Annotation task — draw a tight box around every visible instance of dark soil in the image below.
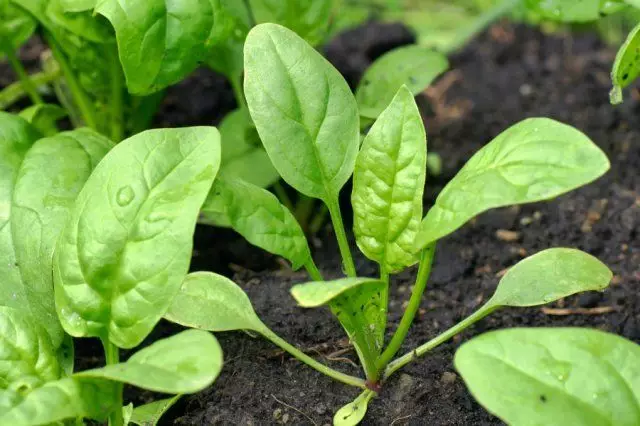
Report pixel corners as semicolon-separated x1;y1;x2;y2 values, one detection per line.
4;20;639;426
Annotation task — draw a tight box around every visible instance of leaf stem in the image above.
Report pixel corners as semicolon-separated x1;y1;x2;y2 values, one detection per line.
4;47;43;105
308;203;329;234
0;68;61;109
259;326;366;389
384;304;496;379
376;244;436;371
379;266;390;341
230;74;246;109
102;339;123;426
273;182;294;211
108;46;124;141
326;196;356;277
304;259;324;281
43;31;99;131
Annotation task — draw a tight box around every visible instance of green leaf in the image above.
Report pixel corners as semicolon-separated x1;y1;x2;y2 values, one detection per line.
95;0;216;94
205;0;250;80
12;127;114;348
333;390;374;426
0;0;36;53
59;0;95;12
53;127;220;348
46;0;114;44
487;248;612;308
352;86;426;273
165;272;265;333
244;23;360;201
211;177;311;269
0;377;118;425
610;22;640;104
18;104;67;137
0;307;61;392
130;395;181;426
355;46;448;119
77;330;222;394
291;278;385;375
524;0;627;22
249;0;333;46
415;118;610;250
455;328;640;425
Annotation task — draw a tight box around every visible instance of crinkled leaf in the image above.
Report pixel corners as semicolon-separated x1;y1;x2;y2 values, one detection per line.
19;104;67;137
244;23;360;201
78;330;222;394
211;178;311;269
13;128;114;348
0;377;118;425
95;0;216;94
415;118;610;250
610;22;640;104
355;46;448;119
165;272;264;332
455;328;640;426
488;248;612;308
334;390;374;426
249;0;333;46
0;0;36;53
352;86;426;273
0;307;61;392
292;278;385;371
53;127;220;348
130;395;181;426
524;0;627;22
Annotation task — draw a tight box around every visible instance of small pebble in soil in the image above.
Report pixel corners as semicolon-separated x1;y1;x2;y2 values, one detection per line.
495;229;521;242
315;403;327;415
440;371;457;386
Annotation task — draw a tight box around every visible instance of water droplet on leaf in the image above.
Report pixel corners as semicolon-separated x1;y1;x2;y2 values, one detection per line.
116;186;134;206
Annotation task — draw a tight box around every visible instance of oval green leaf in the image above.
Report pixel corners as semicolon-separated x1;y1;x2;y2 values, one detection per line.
524;0;627;22
244;23;360;201
455;328;640;425
12;128;114;348
212;177;311;269
356;45;448;120
334;390;374;426
95;0;215;94
291;277;382;308
610;22;640;105
54;127;220;348
352;86;426;273
415;118;610;250
488;248;612;308
78;330;222;394
165;272;264;332
0;377;118;425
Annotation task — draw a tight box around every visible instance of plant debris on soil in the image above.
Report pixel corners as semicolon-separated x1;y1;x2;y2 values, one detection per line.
3;21;639;425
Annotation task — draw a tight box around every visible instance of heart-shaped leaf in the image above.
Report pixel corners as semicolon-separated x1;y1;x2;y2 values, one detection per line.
455;328;640;425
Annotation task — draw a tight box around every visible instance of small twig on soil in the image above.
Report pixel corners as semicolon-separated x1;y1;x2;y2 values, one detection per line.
390;413;414;425
266;339;351;359
541;306;617;316
316;349;359;369
271;394;318;426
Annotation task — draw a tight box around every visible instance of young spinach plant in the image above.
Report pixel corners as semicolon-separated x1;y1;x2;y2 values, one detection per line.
165;24;613;424
0;112;224;426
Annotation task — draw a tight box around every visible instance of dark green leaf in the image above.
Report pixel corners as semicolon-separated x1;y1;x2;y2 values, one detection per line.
0;0;36;53
455;328;640;425
610;22;640;104
18;104;67;137
78;330;222;394
355;46;448;119
415;118;610;250
54;127;220;348
244;23;360;201
46;0;114;43
352;86;426;273
524;0;627;22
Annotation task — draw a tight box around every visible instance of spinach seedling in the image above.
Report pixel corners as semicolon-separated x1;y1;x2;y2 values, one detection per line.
165;23;613;424
0;112;224;425
611;20;640;104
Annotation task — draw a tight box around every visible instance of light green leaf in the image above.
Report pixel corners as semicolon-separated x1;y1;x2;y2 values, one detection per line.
352;86;426;273
95;0;216;94
244;23;360;201
130;395;181;426
54;127;220;348
610;22;640;104
78;330;222;394
211;177;311;269
0;377;118;425
46;0;114;44
487;248;612;308
355;45;448;119
455;328;640;426
334;390;374;426
0;0;36;53
524;0;627;22
19;104;67;137
12;128;114;348
249;0;333;46
165;272;265;333
415;118;610;250
291;278;385;374
0;307;61;392
205;0;250;80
